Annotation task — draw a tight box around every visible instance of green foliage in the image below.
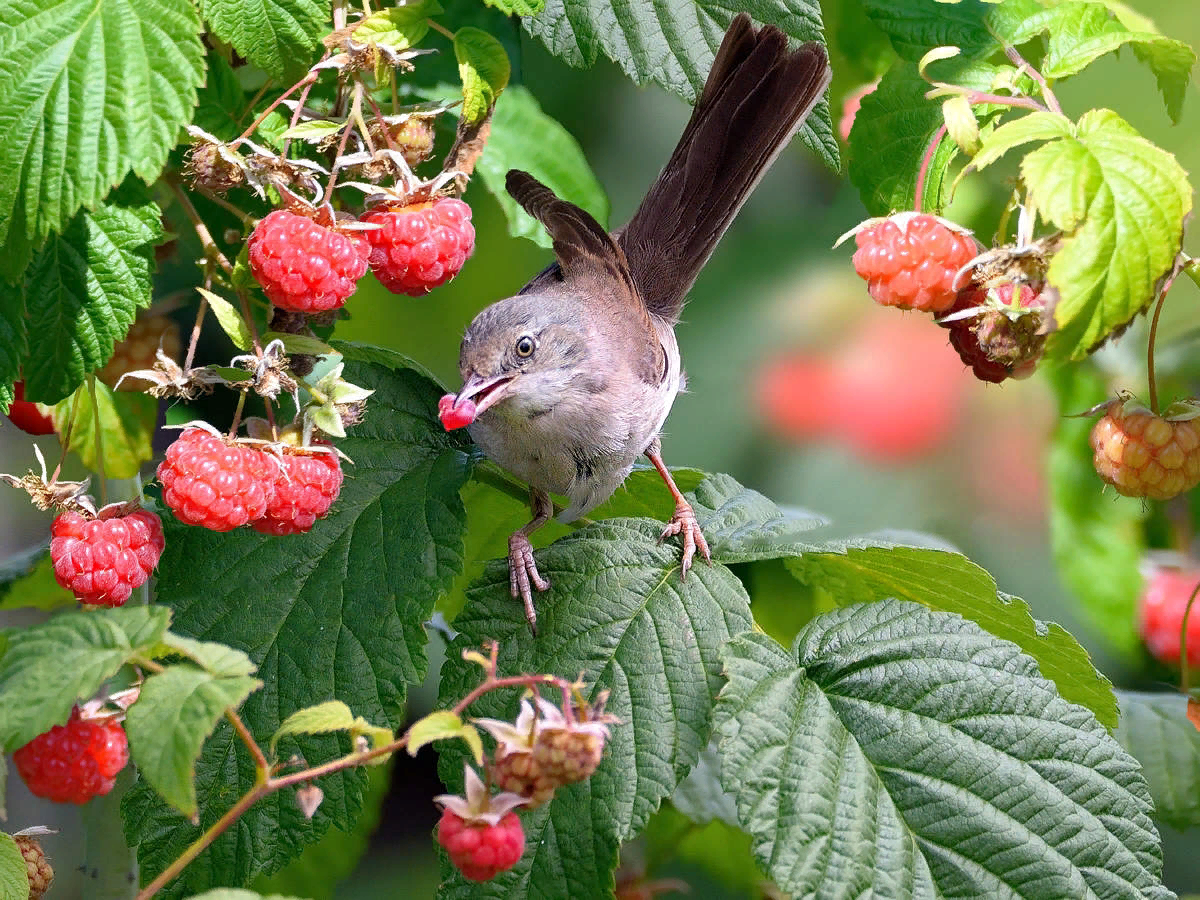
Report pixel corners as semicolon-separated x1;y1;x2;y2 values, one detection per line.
455;27;511;124
0;606;171;749
715;603;1171;899
51;381;158;480
199;0;329;80
269;700;392;757
0;0;204;281
0;833;26;900
1115;691;1200;832
480;0;544;16
353;2;441;53
0;543;74;612
406;710;482;762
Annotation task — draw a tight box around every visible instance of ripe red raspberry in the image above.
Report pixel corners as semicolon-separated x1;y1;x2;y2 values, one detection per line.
437;809;525;882
940;284;1043;383
15;835;54;899
847;213;979;313
251;446;343;535
157;428;279;531
1138;563;1200;667
362;198;475;296
247;210;370;313
51;506;165;606
1090;398;1200;501
13;710;129;804
5;382;56;435
97;313;182;390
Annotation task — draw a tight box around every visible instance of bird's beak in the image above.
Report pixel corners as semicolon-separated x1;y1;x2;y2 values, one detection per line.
454;372;517;419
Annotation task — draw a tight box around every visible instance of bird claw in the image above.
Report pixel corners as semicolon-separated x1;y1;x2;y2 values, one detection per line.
508;531;550;633
659;501;712;578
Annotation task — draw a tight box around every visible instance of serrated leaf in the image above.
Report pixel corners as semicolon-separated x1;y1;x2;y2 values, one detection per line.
861;0;996;61
716;602;1171;899
125;342;468;894
352;2;441;52
1022;109;1190;360
475;86;609;248
970;110;1074;171
480;0;542;15
50;380;157;479
669;745;737;827
127;663;262;816
455;27;511;124
0;0;203;278
436;516;753;898
200;0;329;80
200;288;254;351
0;605;172;749
263;332;334;356
0;833;26;900
194;51;254;143
406;710;480;762
271;700;356;754
524;0;836;170
0;282;25;402
158;633;259;678
21;185;164;403
1115;690;1200;831
0;542;75;612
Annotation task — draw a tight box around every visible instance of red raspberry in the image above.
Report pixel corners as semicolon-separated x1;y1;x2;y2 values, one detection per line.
1090;399;1200;501
1138;564;1200;666
51;506;165;606
438;393;476;430
15;835;54;899
13;710;129;804
362;198;475;296
247;210;370;313
97;312;182;390
157;428;279;530
5;382;56;435
251;446;343;535
848;213;979;313
437;808;524;882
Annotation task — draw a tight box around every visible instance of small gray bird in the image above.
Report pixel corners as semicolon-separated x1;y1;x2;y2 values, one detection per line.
445;14;831;630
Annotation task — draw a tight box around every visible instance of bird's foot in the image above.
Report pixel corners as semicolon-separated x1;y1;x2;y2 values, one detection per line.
659;500;712;578
508;531;550;633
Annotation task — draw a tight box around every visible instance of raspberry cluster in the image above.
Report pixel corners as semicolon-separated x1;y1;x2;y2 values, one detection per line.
50;506;165;606
850;213;978;313
13;710;129;804
1090;399;1200;501
248;210;370;313
363;198;475;295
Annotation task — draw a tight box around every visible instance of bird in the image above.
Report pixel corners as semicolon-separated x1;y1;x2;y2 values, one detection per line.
443;13;832;631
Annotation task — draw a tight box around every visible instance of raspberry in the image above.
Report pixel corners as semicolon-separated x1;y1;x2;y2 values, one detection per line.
5;382;56;435
247;210;370;313
97;313;182;390
13;710;129;804
1090;399;1200;501
531;728;604;785
15;835;54;899
490;750;558;809
157;428;279;530
50;506;165;606
439;393;476;430
1138;563;1200;667
848;213;979;313
251;446;343;535
362;198;475;296
437;809;524;882
941;284;1043;383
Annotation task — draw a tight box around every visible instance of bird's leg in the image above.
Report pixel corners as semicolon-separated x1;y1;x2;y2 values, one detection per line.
509;486;553;633
645;439;711;577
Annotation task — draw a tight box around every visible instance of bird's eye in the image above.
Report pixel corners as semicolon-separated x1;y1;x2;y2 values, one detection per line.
515;335;536;358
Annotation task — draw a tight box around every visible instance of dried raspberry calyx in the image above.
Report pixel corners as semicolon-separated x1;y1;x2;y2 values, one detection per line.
248;208;370;313
1090;395;1200;501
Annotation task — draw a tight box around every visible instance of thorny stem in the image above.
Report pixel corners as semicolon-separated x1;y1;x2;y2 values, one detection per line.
913;125;947;214
87;376;107;505
233;73;318;146
1180;582;1200;695
1003;46;1063;114
323;82;363;206
169;179;233;276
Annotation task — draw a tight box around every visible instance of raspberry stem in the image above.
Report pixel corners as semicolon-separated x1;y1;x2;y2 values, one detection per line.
87;376;107;504
913;125;946;213
1145;255;1185;414
427;18;457;40
322;82;363;206
1181;582;1200;695
232;72;319;148
1003;46;1062;114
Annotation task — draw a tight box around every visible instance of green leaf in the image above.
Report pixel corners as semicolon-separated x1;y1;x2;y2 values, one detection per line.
1022;110;1191;360
861;0;996;60
0;0;203;280
643;805;762;896
970;110;1075;172
270;700;355;753
158;633;259;678
50;381;157;479
1047;365;1145;658
127;663;262;817
475;85;609;248
716;602;1171;899
125;342;468;894
480;0;542;16
21;185;165;404
200;0;329;80
277;120;344;143
352;2;441;52
0;281;24;404
848;61;959;215
187;891;312;900
669;745;737;827
194;52;254;143
263;332;334;356
200;288;254;351
406;710;481;762
524;0;836;170
0;543;74;612
1115;690;1200;831
0;606;172;749
436;515;753;898
455;27;511;124
0;833;26;900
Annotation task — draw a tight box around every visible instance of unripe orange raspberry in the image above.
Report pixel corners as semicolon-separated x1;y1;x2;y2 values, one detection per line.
489;750;558;809
1090;398;1200;501
97;313;182;390
531;728;604;785
15;835;54;899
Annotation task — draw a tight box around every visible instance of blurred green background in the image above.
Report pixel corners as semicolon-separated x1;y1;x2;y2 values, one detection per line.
3;0;1200;895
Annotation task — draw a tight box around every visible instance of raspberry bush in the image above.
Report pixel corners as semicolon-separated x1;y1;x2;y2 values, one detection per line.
1;0;1199;898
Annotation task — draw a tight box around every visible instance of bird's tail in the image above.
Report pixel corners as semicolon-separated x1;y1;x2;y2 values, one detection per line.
619;14;830;322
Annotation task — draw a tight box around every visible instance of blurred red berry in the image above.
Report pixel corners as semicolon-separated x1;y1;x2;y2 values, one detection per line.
13;710;129;804
6;382;56;435
839;82;876;142
1139;565;1200;667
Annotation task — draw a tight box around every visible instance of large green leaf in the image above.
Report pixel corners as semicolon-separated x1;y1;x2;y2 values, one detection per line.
0;543;74;612
0;605;172;748
455;26;510;124
1115;690;1200;832
199;0;329;80
475;85;609;248
51;381;158;479
523;0;836;171
0;280;24;406
435;516;754;898
0;0;203;280
716;603;1171;899
0;833;27;900
124;343;469;895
